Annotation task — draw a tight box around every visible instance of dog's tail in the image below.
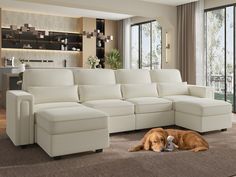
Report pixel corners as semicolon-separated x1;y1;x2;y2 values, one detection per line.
128;144;144;152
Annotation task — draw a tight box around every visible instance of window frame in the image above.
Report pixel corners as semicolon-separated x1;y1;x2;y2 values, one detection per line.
131;20;162;69
204;4;236;112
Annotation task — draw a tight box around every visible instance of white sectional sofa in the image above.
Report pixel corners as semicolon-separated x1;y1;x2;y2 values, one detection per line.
6;69;232;157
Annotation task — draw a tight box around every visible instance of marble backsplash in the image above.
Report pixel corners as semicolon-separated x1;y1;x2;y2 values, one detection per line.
2;49;81;67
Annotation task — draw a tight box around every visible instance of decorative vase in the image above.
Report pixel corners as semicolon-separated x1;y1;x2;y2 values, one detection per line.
97;40;102;47
19;63;25;73
91;64;96;69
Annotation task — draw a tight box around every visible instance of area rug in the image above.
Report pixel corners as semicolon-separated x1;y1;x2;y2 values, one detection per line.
0;125;236;177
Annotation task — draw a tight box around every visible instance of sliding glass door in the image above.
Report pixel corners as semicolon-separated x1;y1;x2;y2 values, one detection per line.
131;21;162;69
205;5;235;111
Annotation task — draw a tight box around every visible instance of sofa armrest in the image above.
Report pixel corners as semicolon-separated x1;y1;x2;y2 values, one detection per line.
188;85;214;99
6;90;34;146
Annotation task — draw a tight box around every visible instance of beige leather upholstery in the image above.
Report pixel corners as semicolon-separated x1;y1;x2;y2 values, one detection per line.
75;69;135;133
175;99;232;116
163;95;203;109
175;112;232;132
36;106;108;134
150;69;182;83
34;102;82;112
116;69;151;84
36;106;109;157
6;90;34;146
121;84;158;99
22;69;74;91
174;99;232;132
163;95;202;102
188;85;214;99
79;85;122;102
74;69;116;85
6;68;232;157
157;82;189;97
83;99;134;117
116;69;175;130
127;97;172;114
28;85;79;104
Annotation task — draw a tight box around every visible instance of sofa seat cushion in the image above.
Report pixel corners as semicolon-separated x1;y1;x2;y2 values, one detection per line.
126;97;172;114
175;99;232;116
34;102;83;113
83;99;134;117
163;95;202;102
36;106;108;134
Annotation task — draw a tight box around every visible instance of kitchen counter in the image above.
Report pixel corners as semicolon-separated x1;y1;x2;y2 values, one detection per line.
0;67;82;69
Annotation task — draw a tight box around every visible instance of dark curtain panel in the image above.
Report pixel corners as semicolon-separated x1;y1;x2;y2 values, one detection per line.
177;2;196;84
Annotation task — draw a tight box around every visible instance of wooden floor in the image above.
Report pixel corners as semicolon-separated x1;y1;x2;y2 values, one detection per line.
0;108;6;134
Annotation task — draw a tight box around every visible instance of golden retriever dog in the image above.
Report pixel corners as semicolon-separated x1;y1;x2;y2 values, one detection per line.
129;128;209;152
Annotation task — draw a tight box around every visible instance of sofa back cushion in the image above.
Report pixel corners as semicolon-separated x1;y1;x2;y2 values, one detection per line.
116;69;151;84
22;69;74;91
79;84;122;102
150;69;182;83
28;85;79;104
73;69;116;85
157;82;189;97
121;83;158;99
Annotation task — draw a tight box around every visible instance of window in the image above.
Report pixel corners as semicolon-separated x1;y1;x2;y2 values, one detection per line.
131;21;162;70
205;5;235;111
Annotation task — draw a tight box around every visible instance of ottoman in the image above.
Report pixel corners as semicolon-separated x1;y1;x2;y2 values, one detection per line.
35;106;109;157
174;99;232;132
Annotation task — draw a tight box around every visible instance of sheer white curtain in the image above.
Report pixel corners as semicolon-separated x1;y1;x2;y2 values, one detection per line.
195;0;205;86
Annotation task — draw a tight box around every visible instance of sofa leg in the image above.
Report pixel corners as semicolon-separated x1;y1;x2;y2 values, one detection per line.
95;149;103;153
20;145;28;149
221;128;227;132
53;156;62;160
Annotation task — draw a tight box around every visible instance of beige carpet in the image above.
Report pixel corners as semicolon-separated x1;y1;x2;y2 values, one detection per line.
1;125;236;177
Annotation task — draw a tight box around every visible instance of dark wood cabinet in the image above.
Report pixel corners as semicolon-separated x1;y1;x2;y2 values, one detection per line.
2;28;83;52
1;73;20;108
96;19;105;68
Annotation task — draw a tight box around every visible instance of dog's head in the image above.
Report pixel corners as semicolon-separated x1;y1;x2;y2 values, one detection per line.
144;129;168;152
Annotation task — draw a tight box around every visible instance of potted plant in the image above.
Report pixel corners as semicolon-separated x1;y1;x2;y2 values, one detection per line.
106;49;122;70
87;56;100;69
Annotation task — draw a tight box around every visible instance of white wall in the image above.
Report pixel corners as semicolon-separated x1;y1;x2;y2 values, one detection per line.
205;0;236;9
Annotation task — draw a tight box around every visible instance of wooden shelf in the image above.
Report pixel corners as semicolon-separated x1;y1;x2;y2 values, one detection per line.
2;48;82;53
2;28;83;52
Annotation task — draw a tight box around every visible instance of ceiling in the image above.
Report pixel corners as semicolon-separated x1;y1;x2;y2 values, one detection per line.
139;0;198;6
0;0;198;20
0;0;132;20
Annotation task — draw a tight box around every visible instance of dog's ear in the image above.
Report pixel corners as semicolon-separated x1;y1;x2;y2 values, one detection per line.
143;128;164;142
163;130;168;139
143;135;151;150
